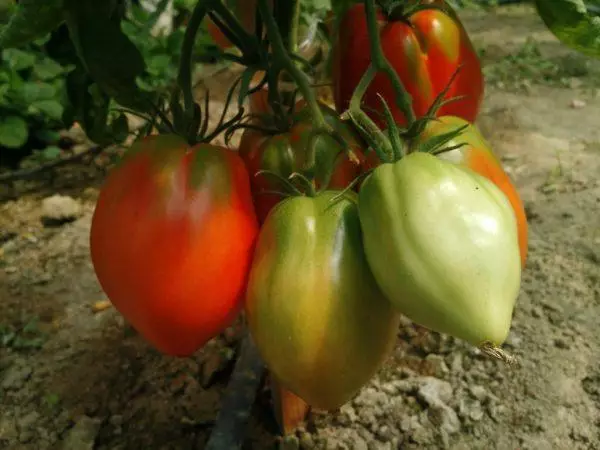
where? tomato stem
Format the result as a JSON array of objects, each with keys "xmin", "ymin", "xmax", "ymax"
[
  {"xmin": 363, "ymin": 0, "xmax": 416, "ymax": 126},
  {"xmin": 479, "ymin": 342, "xmax": 518, "ymax": 367},
  {"xmin": 176, "ymin": 0, "xmax": 209, "ymax": 143},
  {"xmin": 345, "ymin": 64, "xmax": 394, "ymax": 163},
  {"xmin": 211, "ymin": 1, "xmax": 261, "ymax": 57},
  {"xmin": 257, "ymin": 0, "xmax": 330, "ymax": 170},
  {"xmin": 289, "ymin": 0, "xmax": 301, "ymax": 55}
]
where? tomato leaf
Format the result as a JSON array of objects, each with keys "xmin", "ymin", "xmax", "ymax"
[
  {"xmin": 64, "ymin": 66, "xmax": 112, "ymax": 145},
  {"xmin": 0, "ymin": 115, "xmax": 29, "ymax": 148},
  {"xmin": 2, "ymin": 48, "xmax": 36, "ymax": 71},
  {"xmin": 416, "ymin": 123, "xmax": 470, "ymax": 155},
  {"xmin": 0, "ymin": 0, "xmax": 65, "ymax": 49},
  {"xmin": 63, "ymin": 0, "xmax": 150, "ymax": 111},
  {"xmin": 535, "ymin": 0, "xmax": 600, "ymax": 59},
  {"xmin": 29, "ymin": 99, "xmax": 64, "ymax": 121}
]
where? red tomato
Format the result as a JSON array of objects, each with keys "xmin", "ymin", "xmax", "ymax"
[
  {"xmin": 90, "ymin": 135, "xmax": 259, "ymax": 356},
  {"xmin": 239, "ymin": 106, "xmax": 364, "ymax": 223},
  {"xmin": 332, "ymin": 2, "xmax": 484, "ymax": 127}
]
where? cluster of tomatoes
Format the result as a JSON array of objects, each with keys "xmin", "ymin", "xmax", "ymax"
[{"xmin": 89, "ymin": 1, "xmax": 528, "ymax": 411}]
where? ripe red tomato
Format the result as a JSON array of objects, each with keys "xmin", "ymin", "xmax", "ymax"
[
  {"xmin": 239, "ymin": 106, "xmax": 364, "ymax": 223},
  {"xmin": 90, "ymin": 135, "xmax": 259, "ymax": 356},
  {"xmin": 332, "ymin": 2, "xmax": 484, "ymax": 127}
]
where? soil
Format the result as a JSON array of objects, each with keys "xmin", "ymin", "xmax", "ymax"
[{"xmin": 1, "ymin": 5, "xmax": 599, "ymax": 450}]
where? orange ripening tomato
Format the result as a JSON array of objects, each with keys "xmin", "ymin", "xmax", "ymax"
[
  {"xmin": 90, "ymin": 135, "xmax": 259, "ymax": 356},
  {"xmin": 414, "ymin": 116, "xmax": 528, "ymax": 267},
  {"xmin": 238, "ymin": 106, "xmax": 364, "ymax": 223},
  {"xmin": 332, "ymin": 1, "xmax": 484, "ymax": 127}
]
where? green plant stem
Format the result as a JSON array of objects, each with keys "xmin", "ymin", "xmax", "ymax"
[
  {"xmin": 257, "ymin": 0, "xmax": 329, "ymax": 169},
  {"xmin": 289, "ymin": 0, "xmax": 301, "ymax": 54},
  {"xmin": 347, "ymin": 64, "xmax": 394, "ymax": 162},
  {"xmin": 211, "ymin": 0, "xmax": 259, "ymax": 56},
  {"xmin": 364, "ymin": 0, "xmax": 416, "ymax": 126},
  {"xmin": 177, "ymin": 0, "xmax": 209, "ymax": 143}
]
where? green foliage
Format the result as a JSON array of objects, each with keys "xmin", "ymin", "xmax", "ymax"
[
  {"xmin": 63, "ymin": 0, "xmax": 149, "ymax": 112},
  {"xmin": 482, "ymin": 37, "xmax": 600, "ymax": 90},
  {"xmin": 0, "ymin": 0, "xmax": 64, "ymax": 49},
  {"xmin": 535, "ymin": 0, "xmax": 600, "ymax": 59},
  {"xmin": 0, "ymin": 35, "xmax": 72, "ymax": 164},
  {"xmin": 0, "ymin": 317, "xmax": 47, "ymax": 351}
]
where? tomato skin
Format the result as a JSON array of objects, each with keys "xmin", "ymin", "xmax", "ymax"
[
  {"xmin": 332, "ymin": 2, "xmax": 484, "ymax": 127},
  {"xmin": 90, "ymin": 135, "xmax": 259, "ymax": 356},
  {"xmin": 358, "ymin": 152, "xmax": 521, "ymax": 347},
  {"xmin": 413, "ymin": 116, "xmax": 528, "ymax": 267},
  {"xmin": 245, "ymin": 192, "xmax": 400, "ymax": 410},
  {"xmin": 239, "ymin": 106, "xmax": 364, "ymax": 223}
]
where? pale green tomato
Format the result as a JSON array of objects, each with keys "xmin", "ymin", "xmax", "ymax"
[{"xmin": 358, "ymin": 152, "xmax": 521, "ymax": 347}]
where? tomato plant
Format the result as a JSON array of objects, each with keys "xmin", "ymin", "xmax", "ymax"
[
  {"xmin": 359, "ymin": 152, "xmax": 521, "ymax": 348},
  {"xmin": 207, "ymin": 0, "xmax": 265, "ymax": 50},
  {"xmin": 245, "ymin": 191, "xmax": 400, "ymax": 410},
  {"xmin": 332, "ymin": 1, "xmax": 484, "ymax": 127},
  {"xmin": 4, "ymin": 0, "xmax": 596, "ymax": 441},
  {"xmin": 238, "ymin": 105, "xmax": 364, "ymax": 223},
  {"xmin": 90, "ymin": 135, "xmax": 259, "ymax": 356},
  {"xmin": 413, "ymin": 116, "xmax": 529, "ymax": 267}
]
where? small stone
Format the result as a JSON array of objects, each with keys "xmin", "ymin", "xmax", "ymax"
[
  {"xmin": 554, "ymin": 338, "xmax": 570, "ymax": 349},
  {"xmin": 41, "ymin": 195, "xmax": 83, "ymax": 227},
  {"xmin": 339, "ymin": 404, "xmax": 358, "ymax": 424},
  {"xmin": 368, "ymin": 441, "xmax": 392, "ymax": 450},
  {"xmin": 60, "ymin": 416, "xmax": 101, "ymax": 450},
  {"xmin": 352, "ymin": 437, "xmax": 369, "ymax": 450},
  {"xmin": 375, "ymin": 425, "xmax": 395, "ymax": 441},
  {"xmin": 424, "ymin": 354, "xmax": 449, "ymax": 378},
  {"xmin": 380, "ymin": 382, "xmax": 398, "ymax": 396},
  {"xmin": 17, "ymin": 411, "xmax": 39, "ymax": 430},
  {"xmin": 1, "ymin": 365, "xmax": 33, "ymax": 390},
  {"xmin": 357, "ymin": 408, "xmax": 377, "ymax": 428},
  {"xmin": 324, "ymin": 437, "xmax": 342, "ymax": 450},
  {"xmin": 487, "ymin": 403, "xmax": 506, "ymax": 422},
  {"xmin": 353, "ymin": 387, "xmax": 388, "ymax": 408},
  {"xmin": 0, "ymin": 418, "xmax": 19, "ymax": 441},
  {"xmin": 570, "ymin": 99, "xmax": 586, "ymax": 109},
  {"xmin": 19, "ymin": 430, "xmax": 34, "ymax": 443},
  {"xmin": 468, "ymin": 385, "xmax": 487, "ymax": 402},
  {"xmin": 531, "ymin": 306, "xmax": 544, "ymax": 318},
  {"xmin": 393, "ymin": 379, "xmax": 417, "ymax": 394},
  {"xmin": 417, "ymin": 377, "xmax": 453, "ymax": 406},
  {"xmin": 280, "ymin": 435, "xmax": 300, "ymax": 450},
  {"xmin": 410, "ymin": 423, "xmax": 434, "ymax": 444},
  {"xmin": 429, "ymin": 404, "xmax": 460, "ymax": 435},
  {"xmin": 469, "ymin": 402, "xmax": 485, "ymax": 422},
  {"xmin": 505, "ymin": 332, "xmax": 522, "ymax": 348},
  {"xmin": 299, "ymin": 431, "xmax": 315, "ymax": 449},
  {"xmin": 450, "ymin": 354, "xmax": 463, "ymax": 372}
]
